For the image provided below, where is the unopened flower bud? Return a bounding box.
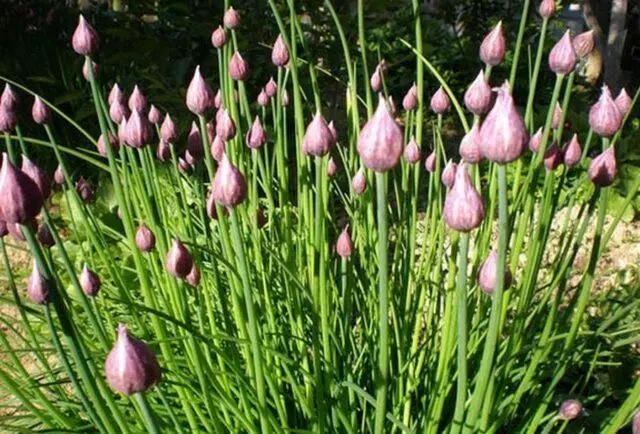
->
[160,114,177,143]
[211,25,227,48]
[75,177,94,203]
[186,66,213,115]
[549,31,577,75]
[543,143,563,171]
[588,146,617,187]
[303,111,334,157]
[37,223,55,248]
[257,88,269,107]
[403,83,418,111]
[357,95,403,171]
[109,100,128,125]
[0,105,17,133]
[1,84,19,110]
[615,88,632,116]
[125,109,152,148]
[128,85,148,114]
[80,264,101,297]
[425,151,436,173]
[539,0,555,18]
[156,139,170,162]
[551,102,563,129]
[480,22,506,66]
[0,153,43,224]
[136,224,156,252]
[82,58,99,81]
[272,34,290,67]
[72,15,99,55]
[464,71,492,115]
[460,122,482,163]
[27,261,50,305]
[589,85,622,137]
[216,109,236,141]
[327,157,338,177]
[430,87,450,114]
[352,168,367,195]
[166,239,193,278]
[223,7,241,29]
[32,96,50,124]
[210,135,226,162]
[148,105,162,124]
[212,154,247,207]
[441,160,457,187]
[21,156,51,201]
[404,137,421,164]
[265,77,277,98]
[246,116,267,150]
[563,134,581,167]
[370,65,383,92]
[479,249,512,294]
[336,227,353,258]
[443,163,484,231]
[229,52,249,81]
[558,399,582,420]
[97,133,119,156]
[572,30,595,58]
[108,83,124,105]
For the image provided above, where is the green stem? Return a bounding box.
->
[135,393,160,434]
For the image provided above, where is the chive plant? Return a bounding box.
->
[0,1,639,433]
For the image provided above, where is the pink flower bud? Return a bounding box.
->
[549,31,576,75]
[336,227,353,258]
[82,58,99,81]
[125,109,152,148]
[357,95,403,171]
[186,264,201,287]
[563,134,581,167]
[186,66,213,115]
[328,121,338,143]
[216,109,236,141]
[109,100,128,124]
[327,157,338,177]
[370,65,383,92]
[460,122,482,163]
[464,71,492,115]
[441,160,457,187]
[403,83,418,111]
[80,264,101,297]
[148,105,162,124]
[589,85,622,137]
[479,82,527,164]
[282,90,290,107]
[214,90,223,109]
[303,111,334,157]
[257,88,269,107]
[75,177,94,203]
[528,127,543,152]
[166,239,193,278]
[543,142,563,171]
[186,122,203,161]
[27,261,49,304]
[156,139,170,162]
[480,22,506,66]
[272,34,290,67]
[1,84,19,110]
[588,146,617,187]
[72,15,99,55]
[478,249,512,294]
[425,151,436,173]
[443,163,484,232]
[246,116,266,150]
[404,137,421,164]
[558,399,582,420]
[53,164,65,186]
[31,96,50,125]
[108,83,124,105]
[105,325,161,395]
[538,0,555,18]
[37,223,55,248]
[136,224,156,252]
[160,114,177,143]
[633,410,640,434]
[210,135,226,162]
[97,133,119,157]
[0,105,17,133]
[430,87,450,114]
[128,85,148,114]
[118,117,128,145]
[551,102,563,129]
[615,88,632,116]
[21,156,51,201]
[352,168,367,195]
[0,153,43,224]
[9,220,30,241]
[572,30,595,58]
[265,77,278,98]
[212,154,247,207]
[211,25,227,48]
[223,7,241,29]
[229,52,249,81]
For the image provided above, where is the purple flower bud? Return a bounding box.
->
[53,164,65,185]
[479,82,527,164]
[403,83,418,111]
[109,100,128,125]
[538,0,555,18]
[72,15,99,55]
[303,111,334,157]
[328,121,338,143]
[186,66,214,115]
[327,157,338,177]
[430,87,450,114]
[125,109,152,148]
[148,105,162,124]
[528,127,543,152]
[80,264,101,297]
[27,261,50,304]
[212,154,247,207]
[352,168,367,195]
[97,133,119,157]
[166,239,193,278]
[272,34,290,67]
[563,134,581,167]
[336,227,353,258]
[31,96,50,125]
[21,156,51,201]
[246,116,267,150]
[185,150,197,166]
[118,117,128,145]
[216,109,236,141]
[156,139,170,162]
[425,151,437,173]
[108,83,124,105]
[615,88,632,116]
[75,177,94,203]
[136,224,156,252]
[370,65,383,92]
[633,409,640,434]
[460,122,482,163]
[223,7,241,29]
[186,264,201,287]
[105,325,161,396]
[281,90,290,107]
[214,90,223,109]
[229,52,249,81]
[160,114,177,143]
[572,30,595,58]
[257,88,269,107]
[211,25,227,48]
[210,135,226,162]
[265,77,278,98]
[464,71,492,115]
[444,163,484,232]
[186,122,204,160]
[589,85,622,137]
[0,153,43,224]
[549,31,577,75]
[441,160,457,187]
[588,146,617,187]
[1,84,19,110]
[357,95,403,171]
[478,249,512,294]
[551,102,563,129]
[404,137,421,164]
[128,85,148,114]
[37,223,55,248]
[82,58,99,82]
[558,399,582,420]
[480,22,506,66]
[0,105,17,133]
[543,143,563,171]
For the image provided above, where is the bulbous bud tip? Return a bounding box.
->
[589,85,622,137]
[211,154,247,207]
[166,239,193,278]
[229,52,249,81]
[32,96,51,124]
[136,224,156,252]
[223,7,241,29]
[336,227,353,258]
[352,168,367,195]
[478,249,512,294]
[538,0,555,18]
[186,66,214,115]
[588,146,617,187]
[27,261,50,305]
[443,163,485,232]
[211,26,227,48]
[0,153,44,224]
[558,399,582,420]
[464,71,492,115]
[272,34,290,67]
[549,30,577,75]
[404,137,421,164]
[480,22,506,66]
[402,83,418,111]
[302,112,334,157]
[357,95,403,171]
[80,264,101,297]
[72,15,99,56]
[430,87,450,114]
